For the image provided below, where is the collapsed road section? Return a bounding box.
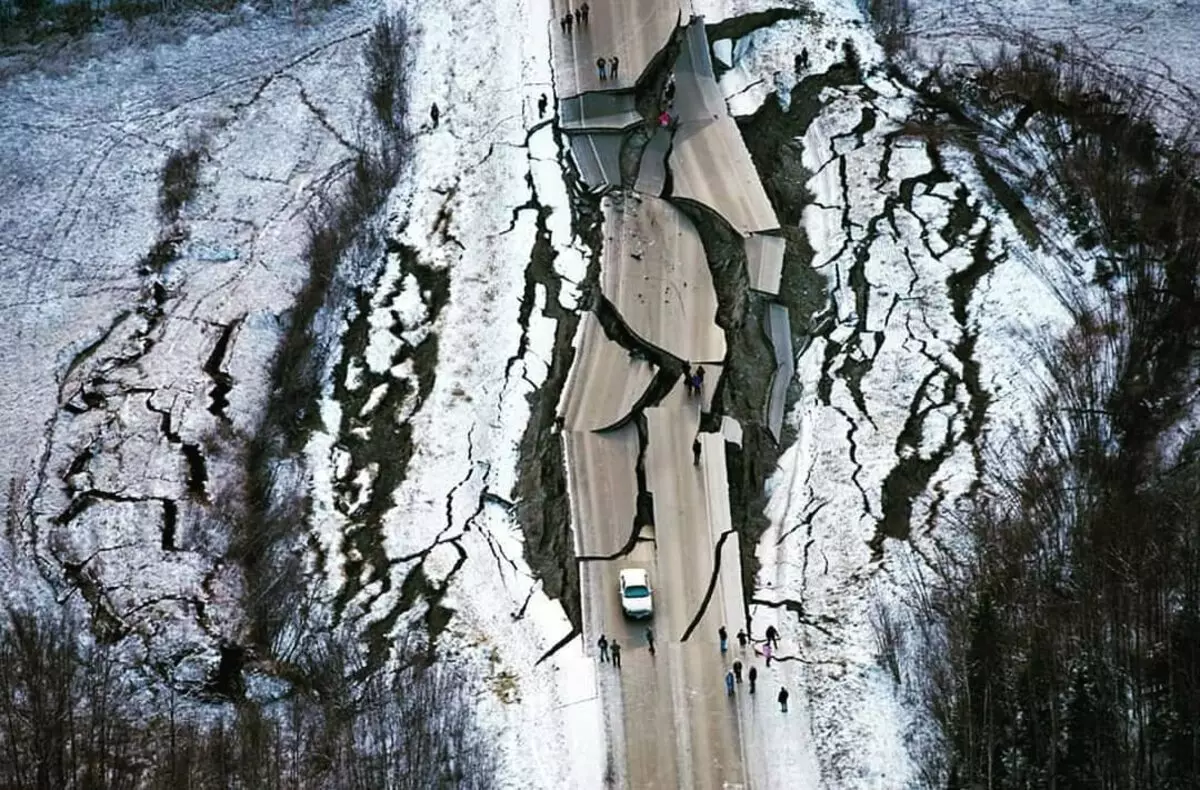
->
[550,5,790,787]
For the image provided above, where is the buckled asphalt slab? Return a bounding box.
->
[599,193,726,364]
[764,303,794,444]
[568,131,625,191]
[634,126,672,196]
[745,232,786,295]
[560,92,643,133]
[668,17,780,237]
[559,311,657,433]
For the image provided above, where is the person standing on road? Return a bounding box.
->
[609,56,619,80]
[765,624,780,649]
[695,365,705,393]
[574,7,582,27]
[778,686,789,712]
[693,437,701,466]
[581,2,589,24]
[764,641,773,667]
[598,634,609,662]
[564,12,573,35]
[733,660,743,683]
[611,640,622,669]
[538,93,548,118]
[737,628,748,649]
[646,627,656,656]
[748,666,758,694]
[725,670,736,696]
[596,57,607,81]
[430,103,440,129]
[560,14,568,34]
[718,625,728,653]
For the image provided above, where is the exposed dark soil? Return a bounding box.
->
[513,190,602,631]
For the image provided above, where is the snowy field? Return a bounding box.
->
[907,0,1200,128]
[0,3,377,666]
[0,0,602,784]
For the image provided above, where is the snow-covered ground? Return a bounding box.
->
[0,0,603,784]
[304,0,606,782]
[907,0,1200,129]
[698,0,1082,786]
[0,4,378,665]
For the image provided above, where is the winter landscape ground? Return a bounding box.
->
[2,0,1199,787]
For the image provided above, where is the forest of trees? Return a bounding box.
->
[908,46,1200,789]
[0,0,346,44]
[0,610,496,789]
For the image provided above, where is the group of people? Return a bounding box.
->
[596,627,655,670]
[559,3,589,34]
[794,47,810,74]
[720,624,788,711]
[595,624,790,711]
[596,56,620,82]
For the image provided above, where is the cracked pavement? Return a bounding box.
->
[551,5,768,787]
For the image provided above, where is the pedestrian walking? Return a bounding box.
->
[765,624,780,649]
[693,438,701,466]
[598,634,609,662]
[574,7,581,26]
[748,666,758,694]
[778,686,789,712]
[609,56,619,80]
[737,628,748,649]
[733,660,743,683]
[718,625,728,653]
[596,57,607,81]
[560,14,568,34]
[538,93,548,118]
[565,12,573,34]
[646,627,656,656]
[611,640,622,669]
[695,365,705,392]
[725,670,736,696]
[430,103,440,129]
[581,2,589,24]
[683,365,694,394]
[764,641,773,667]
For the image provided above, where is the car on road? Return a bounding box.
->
[619,568,653,618]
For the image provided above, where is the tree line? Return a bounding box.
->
[906,45,1200,789]
[0,609,496,789]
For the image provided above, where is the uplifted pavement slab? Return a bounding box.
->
[667,18,780,236]
[559,311,657,432]
[671,113,780,236]
[634,126,671,196]
[569,131,624,191]
[560,92,643,132]
[764,302,794,443]
[564,424,641,557]
[549,0,685,98]
[745,232,786,295]
[672,14,725,124]
[600,193,726,364]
